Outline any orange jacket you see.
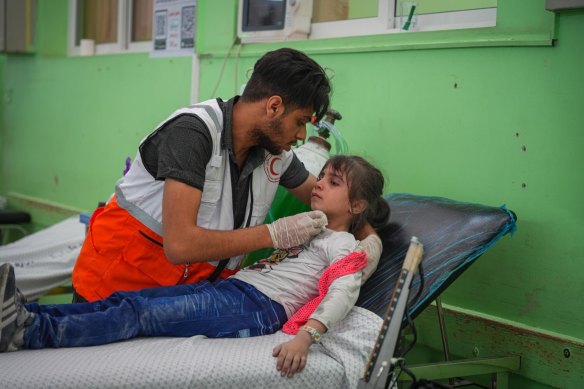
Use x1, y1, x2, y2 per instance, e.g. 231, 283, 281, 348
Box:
72, 197, 238, 302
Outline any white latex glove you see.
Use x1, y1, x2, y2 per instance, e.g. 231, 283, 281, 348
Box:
357, 234, 383, 284
267, 210, 328, 249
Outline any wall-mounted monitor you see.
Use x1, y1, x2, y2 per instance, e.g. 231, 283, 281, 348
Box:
237, 0, 313, 43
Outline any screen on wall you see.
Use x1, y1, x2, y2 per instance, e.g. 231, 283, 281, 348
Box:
242, 0, 287, 31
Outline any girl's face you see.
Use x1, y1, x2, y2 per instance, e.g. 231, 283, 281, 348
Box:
311, 165, 352, 223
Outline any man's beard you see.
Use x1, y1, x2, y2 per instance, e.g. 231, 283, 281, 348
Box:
252, 117, 284, 155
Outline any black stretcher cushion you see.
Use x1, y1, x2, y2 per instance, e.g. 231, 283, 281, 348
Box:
0, 210, 32, 224
356, 193, 517, 319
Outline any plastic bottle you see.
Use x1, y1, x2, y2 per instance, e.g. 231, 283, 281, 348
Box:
294, 132, 331, 176
243, 109, 346, 266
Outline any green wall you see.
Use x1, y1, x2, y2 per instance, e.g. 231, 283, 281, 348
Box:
1, 0, 193, 225
1, 0, 583, 386
197, 0, 583, 338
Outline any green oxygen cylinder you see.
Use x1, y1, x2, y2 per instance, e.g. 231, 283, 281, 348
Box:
243, 109, 346, 266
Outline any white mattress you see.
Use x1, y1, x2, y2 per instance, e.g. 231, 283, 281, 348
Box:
0, 307, 382, 388
0, 215, 85, 300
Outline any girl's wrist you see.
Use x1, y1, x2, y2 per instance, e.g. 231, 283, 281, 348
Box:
295, 330, 313, 346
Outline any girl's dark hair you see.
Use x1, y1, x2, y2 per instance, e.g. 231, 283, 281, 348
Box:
323, 155, 390, 233
240, 48, 331, 122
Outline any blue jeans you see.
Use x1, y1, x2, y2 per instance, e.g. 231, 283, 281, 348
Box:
24, 278, 287, 349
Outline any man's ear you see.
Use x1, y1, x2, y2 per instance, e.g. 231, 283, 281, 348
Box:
266, 95, 284, 118
350, 199, 368, 215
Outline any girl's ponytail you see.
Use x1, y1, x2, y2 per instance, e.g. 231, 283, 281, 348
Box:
368, 196, 390, 231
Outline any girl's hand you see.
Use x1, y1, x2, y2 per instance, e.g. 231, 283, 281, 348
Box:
272, 333, 312, 378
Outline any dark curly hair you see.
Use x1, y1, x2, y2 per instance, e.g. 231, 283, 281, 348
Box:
240, 48, 331, 122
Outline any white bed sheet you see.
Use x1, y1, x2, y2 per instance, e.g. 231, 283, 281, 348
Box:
0, 215, 85, 301
0, 306, 382, 388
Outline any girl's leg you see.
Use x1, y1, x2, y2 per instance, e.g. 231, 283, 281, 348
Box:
140, 279, 288, 338
24, 279, 286, 349
26, 283, 203, 317
24, 283, 202, 348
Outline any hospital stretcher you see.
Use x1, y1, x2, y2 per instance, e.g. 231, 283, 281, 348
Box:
0, 193, 517, 388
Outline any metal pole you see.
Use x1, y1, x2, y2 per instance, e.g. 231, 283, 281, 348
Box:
435, 296, 450, 361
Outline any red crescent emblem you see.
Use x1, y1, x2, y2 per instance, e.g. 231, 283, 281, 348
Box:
264, 155, 282, 183
270, 158, 279, 176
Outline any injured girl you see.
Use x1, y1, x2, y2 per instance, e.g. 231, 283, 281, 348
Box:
0, 155, 388, 378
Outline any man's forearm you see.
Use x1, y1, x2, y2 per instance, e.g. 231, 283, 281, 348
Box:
164, 224, 273, 264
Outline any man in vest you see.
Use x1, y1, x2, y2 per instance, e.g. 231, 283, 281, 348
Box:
72, 48, 381, 302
